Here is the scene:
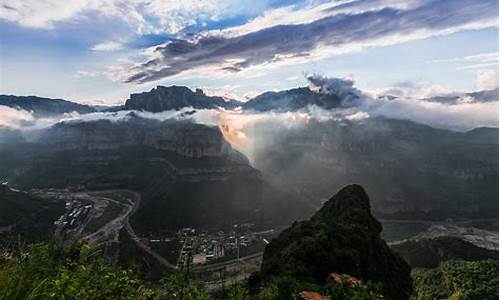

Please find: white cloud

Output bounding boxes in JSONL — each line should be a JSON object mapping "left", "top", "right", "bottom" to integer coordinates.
{"left": 0, "top": 0, "right": 259, "bottom": 35}
{"left": 0, "top": 0, "right": 149, "bottom": 32}
{"left": 200, "top": 85, "right": 243, "bottom": 101}
{"left": 464, "top": 52, "right": 498, "bottom": 63}
{"left": 370, "top": 97, "right": 499, "bottom": 131}
{"left": 91, "top": 41, "right": 123, "bottom": 51}
{"left": 0, "top": 105, "right": 35, "bottom": 129}
{"left": 429, "top": 52, "right": 498, "bottom": 64}
{"left": 0, "top": 1, "right": 94, "bottom": 29}
{"left": 74, "top": 70, "right": 100, "bottom": 77}
{"left": 141, "top": 0, "right": 223, "bottom": 34}
{"left": 456, "top": 62, "right": 499, "bottom": 70}
{"left": 367, "top": 82, "right": 454, "bottom": 99}
{"left": 476, "top": 69, "right": 499, "bottom": 90}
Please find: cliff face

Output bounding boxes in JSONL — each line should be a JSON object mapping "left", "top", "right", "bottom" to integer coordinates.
{"left": 43, "top": 119, "right": 246, "bottom": 161}
{"left": 252, "top": 118, "right": 499, "bottom": 220}
{"left": 3, "top": 118, "right": 256, "bottom": 189}
{"left": 125, "top": 86, "right": 242, "bottom": 112}
{"left": 259, "top": 184, "right": 412, "bottom": 300}
{"left": 0, "top": 118, "right": 312, "bottom": 230}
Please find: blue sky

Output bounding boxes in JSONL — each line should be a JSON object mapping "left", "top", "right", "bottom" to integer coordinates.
{"left": 0, "top": 0, "right": 498, "bottom": 104}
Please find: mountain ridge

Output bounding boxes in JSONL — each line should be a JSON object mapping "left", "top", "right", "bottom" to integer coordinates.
{"left": 0, "top": 95, "right": 95, "bottom": 117}
{"left": 258, "top": 184, "right": 413, "bottom": 300}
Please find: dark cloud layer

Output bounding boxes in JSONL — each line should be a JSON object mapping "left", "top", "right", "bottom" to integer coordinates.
{"left": 125, "top": 0, "right": 498, "bottom": 83}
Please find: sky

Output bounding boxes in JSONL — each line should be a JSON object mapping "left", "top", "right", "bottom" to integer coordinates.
{"left": 0, "top": 0, "right": 498, "bottom": 104}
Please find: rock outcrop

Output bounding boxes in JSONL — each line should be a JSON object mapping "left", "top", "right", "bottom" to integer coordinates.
{"left": 298, "top": 291, "right": 330, "bottom": 300}
{"left": 125, "top": 85, "right": 242, "bottom": 112}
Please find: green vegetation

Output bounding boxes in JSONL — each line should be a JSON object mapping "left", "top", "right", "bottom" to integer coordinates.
{"left": 0, "top": 238, "right": 385, "bottom": 300}
{"left": 258, "top": 185, "right": 412, "bottom": 300}
{"left": 248, "top": 276, "right": 382, "bottom": 300}
{"left": 0, "top": 183, "right": 497, "bottom": 300}
{"left": 412, "top": 260, "right": 498, "bottom": 300}
{"left": 0, "top": 186, "right": 64, "bottom": 242}
{"left": 1, "top": 119, "right": 312, "bottom": 233}
{"left": 381, "top": 222, "right": 430, "bottom": 242}
{"left": 392, "top": 236, "right": 498, "bottom": 268}
{"left": 253, "top": 118, "right": 499, "bottom": 221}
{"left": 0, "top": 239, "right": 158, "bottom": 300}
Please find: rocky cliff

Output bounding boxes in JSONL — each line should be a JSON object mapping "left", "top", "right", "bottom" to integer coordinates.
{"left": 0, "top": 118, "right": 312, "bottom": 230}
{"left": 252, "top": 118, "right": 499, "bottom": 220}
{"left": 125, "top": 85, "right": 242, "bottom": 112}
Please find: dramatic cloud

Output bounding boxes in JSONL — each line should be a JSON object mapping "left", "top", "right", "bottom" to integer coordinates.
{"left": 124, "top": 0, "right": 498, "bottom": 83}
{"left": 306, "top": 74, "right": 363, "bottom": 106}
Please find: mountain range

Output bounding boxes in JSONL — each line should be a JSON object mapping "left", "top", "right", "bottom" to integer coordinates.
{"left": 0, "top": 84, "right": 498, "bottom": 222}
{"left": 2, "top": 85, "right": 498, "bottom": 115}
{"left": 0, "top": 83, "right": 497, "bottom": 299}
{"left": 421, "top": 88, "right": 499, "bottom": 104}
{"left": 251, "top": 118, "right": 499, "bottom": 220}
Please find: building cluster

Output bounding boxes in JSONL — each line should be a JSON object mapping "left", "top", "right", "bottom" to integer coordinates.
{"left": 173, "top": 225, "right": 271, "bottom": 268}
{"left": 54, "top": 199, "right": 92, "bottom": 230}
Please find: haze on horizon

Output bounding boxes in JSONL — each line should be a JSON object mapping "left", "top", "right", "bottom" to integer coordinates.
{"left": 0, "top": 0, "right": 498, "bottom": 104}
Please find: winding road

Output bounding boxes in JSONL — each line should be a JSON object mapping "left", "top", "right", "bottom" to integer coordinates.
{"left": 121, "top": 191, "right": 178, "bottom": 270}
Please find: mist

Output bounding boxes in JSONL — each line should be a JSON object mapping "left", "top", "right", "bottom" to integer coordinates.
{"left": 0, "top": 76, "right": 498, "bottom": 164}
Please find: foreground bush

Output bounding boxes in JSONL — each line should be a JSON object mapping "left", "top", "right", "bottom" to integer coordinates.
{"left": 0, "top": 239, "right": 157, "bottom": 300}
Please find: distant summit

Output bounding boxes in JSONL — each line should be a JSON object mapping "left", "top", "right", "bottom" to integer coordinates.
{"left": 3, "top": 85, "right": 497, "bottom": 116}
{"left": 124, "top": 85, "right": 242, "bottom": 112}
{"left": 258, "top": 184, "right": 413, "bottom": 300}
{"left": 391, "top": 236, "right": 499, "bottom": 268}
{"left": 421, "top": 88, "right": 499, "bottom": 104}
{"left": 0, "top": 95, "right": 95, "bottom": 117}
{"left": 243, "top": 75, "right": 362, "bottom": 112}
{"left": 243, "top": 87, "right": 361, "bottom": 112}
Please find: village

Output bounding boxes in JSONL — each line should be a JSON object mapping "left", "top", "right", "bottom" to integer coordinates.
{"left": 144, "top": 224, "right": 276, "bottom": 270}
